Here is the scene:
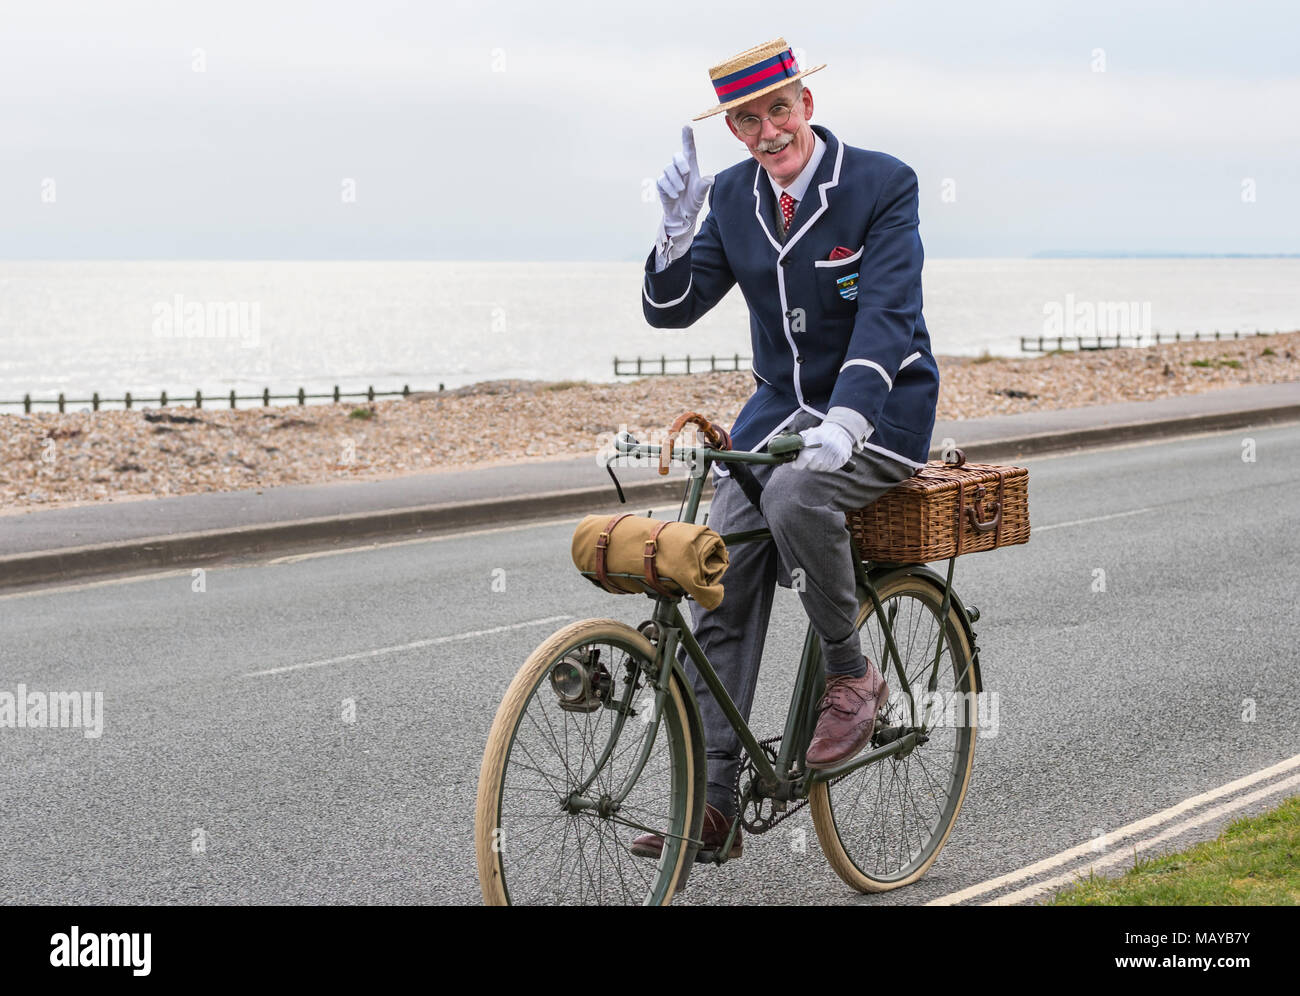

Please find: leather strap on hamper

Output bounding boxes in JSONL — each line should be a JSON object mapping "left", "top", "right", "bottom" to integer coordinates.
{"left": 594, "top": 513, "right": 681, "bottom": 597}
{"left": 640, "top": 520, "right": 680, "bottom": 598}
{"left": 595, "top": 512, "right": 635, "bottom": 593}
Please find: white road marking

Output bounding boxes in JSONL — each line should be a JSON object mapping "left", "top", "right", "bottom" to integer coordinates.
{"left": 985, "top": 770, "right": 1300, "bottom": 905}
{"left": 243, "top": 614, "right": 573, "bottom": 678}
{"left": 1035, "top": 507, "right": 1155, "bottom": 531}
{"left": 0, "top": 569, "right": 194, "bottom": 601}
{"left": 926, "top": 751, "right": 1300, "bottom": 905}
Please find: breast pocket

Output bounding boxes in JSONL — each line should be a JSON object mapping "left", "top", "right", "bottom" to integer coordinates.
{"left": 813, "top": 247, "right": 864, "bottom": 316}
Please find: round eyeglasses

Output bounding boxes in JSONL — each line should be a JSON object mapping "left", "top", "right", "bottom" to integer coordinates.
{"left": 731, "top": 101, "right": 798, "bottom": 137}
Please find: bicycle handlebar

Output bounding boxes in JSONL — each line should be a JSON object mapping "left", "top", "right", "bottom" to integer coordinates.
{"left": 613, "top": 428, "right": 855, "bottom": 472}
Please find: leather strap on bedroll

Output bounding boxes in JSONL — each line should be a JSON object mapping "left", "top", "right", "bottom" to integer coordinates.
{"left": 574, "top": 513, "right": 729, "bottom": 609}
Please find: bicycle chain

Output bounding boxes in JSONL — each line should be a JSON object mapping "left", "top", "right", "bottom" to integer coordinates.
{"left": 733, "top": 735, "right": 819, "bottom": 833}
{"left": 733, "top": 734, "right": 879, "bottom": 835}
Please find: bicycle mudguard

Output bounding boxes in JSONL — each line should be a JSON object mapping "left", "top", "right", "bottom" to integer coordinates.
{"left": 655, "top": 638, "right": 709, "bottom": 894}
{"left": 863, "top": 563, "right": 984, "bottom": 695}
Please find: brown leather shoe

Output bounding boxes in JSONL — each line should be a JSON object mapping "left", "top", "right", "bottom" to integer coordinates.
{"left": 629, "top": 803, "right": 742, "bottom": 862}
{"left": 804, "top": 658, "right": 889, "bottom": 770}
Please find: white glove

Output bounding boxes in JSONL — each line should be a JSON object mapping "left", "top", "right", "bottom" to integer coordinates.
{"left": 794, "top": 422, "right": 855, "bottom": 472}
{"left": 657, "top": 125, "right": 714, "bottom": 238}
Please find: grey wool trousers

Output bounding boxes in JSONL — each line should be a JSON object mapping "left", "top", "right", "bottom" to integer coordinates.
{"left": 673, "top": 408, "right": 917, "bottom": 818}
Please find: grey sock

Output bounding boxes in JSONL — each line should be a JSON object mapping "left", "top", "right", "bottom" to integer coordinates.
{"left": 825, "top": 654, "right": 867, "bottom": 679}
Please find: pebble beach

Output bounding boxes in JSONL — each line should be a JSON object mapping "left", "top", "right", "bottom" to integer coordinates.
{"left": 3, "top": 332, "right": 1297, "bottom": 511}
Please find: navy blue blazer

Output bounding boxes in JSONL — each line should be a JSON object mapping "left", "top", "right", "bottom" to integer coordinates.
{"left": 642, "top": 123, "right": 939, "bottom": 472}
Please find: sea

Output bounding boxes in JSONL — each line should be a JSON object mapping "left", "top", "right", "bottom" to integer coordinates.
{"left": 0, "top": 258, "right": 1296, "bottom": 408}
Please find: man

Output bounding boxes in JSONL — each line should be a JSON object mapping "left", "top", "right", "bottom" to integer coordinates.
{"left": 632, "top": 38, "right": 940, "bottom": 863}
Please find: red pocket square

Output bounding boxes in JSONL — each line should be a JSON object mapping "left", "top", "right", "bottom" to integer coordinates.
{"left": 828, "top": 246, "right": 855, "bottom": 260}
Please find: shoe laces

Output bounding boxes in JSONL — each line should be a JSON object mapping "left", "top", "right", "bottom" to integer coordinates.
{"left": 818, "top": 675, "right": 869, "bottom": 716}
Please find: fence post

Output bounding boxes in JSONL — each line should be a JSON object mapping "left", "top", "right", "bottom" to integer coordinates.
{"left": 230, "top": 389, "right": 237, "bottom": 409}
{"left": 160, "top": 390, "right": 167, "bottom": 407}
{"left": 636, "top": 357, "right": 642, "bottom": 375}
{"left": 92, "top": 392, "right": 100, "bottom": 412}
{"left": 195, "top": 389, "right": 203, "bottom": 410}
{"left": 298, "top": 387, "right": 306, "bottom": 405}
{"left": 733, "top": 353, "right": 739, "bottom": 370}
{"left": 333, "top": 385, "right": 340, "bottom": 403}
{"left": 685, "top": 355, "right": 691, "bottom": 374}
{"left": 403, "top": 384, "right": 410, "bottom": 398}
{"left": 661, "top": 354, "right": 666, "bottom": 375}
{"left": 58, "top": 392, "right": 66, "bottom": 413}
{"left": 23, "top": 394, "right": 31, "bottom": 414}
{"left": 710, "top": 354, "right": 716, "bottom": 371}
{"left": 263, "top": 387, "right": 270, "bottom": 406}
{"left": 367, "top": 385, "right": 374, "bottom": 402}
{"left": 125, "top": 391, "right": 132, "bottom": 410}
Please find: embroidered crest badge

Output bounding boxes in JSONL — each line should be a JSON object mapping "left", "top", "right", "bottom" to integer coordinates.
{"left": 835, "top": 272, "right": 859, "bottom": 301}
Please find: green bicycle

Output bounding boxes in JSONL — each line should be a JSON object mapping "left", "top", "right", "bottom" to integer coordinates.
{"left": 475, "top": 415, "right": 984, "bottom": 905}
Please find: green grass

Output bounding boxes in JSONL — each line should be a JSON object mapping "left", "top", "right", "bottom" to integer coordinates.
{"left": 1189, "top": 355, "right": 1244, "bottom": 370}
{"left": 1262, "top": 347, "right": 1277, "bottom": 356}
{"left": 348, "top": 407, "right": 375, "bottom": 420}
{"left": 543, "top": 380, "right": 586, "bottom": 391}
{"left": 1043, "top": 795, "right": 1300, "bottom": 905}
{"left": 972, "top": 349, "right": 998, "bottom": 364}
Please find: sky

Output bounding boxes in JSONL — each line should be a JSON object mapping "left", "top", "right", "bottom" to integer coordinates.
{"left": 1, "top": 0, "right": 1297, "bottom": 259}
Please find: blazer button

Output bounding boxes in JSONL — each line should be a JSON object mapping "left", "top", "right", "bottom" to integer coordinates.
{"left": 779, "top": 257, "right": 789, "bottom": 267}
{"left": 795, "top": 354, "right": 804, "bottom": 363}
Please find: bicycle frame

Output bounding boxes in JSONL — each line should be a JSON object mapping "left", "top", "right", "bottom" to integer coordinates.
{"left": 598, "top": 431, "right": 982, "bottom": 856}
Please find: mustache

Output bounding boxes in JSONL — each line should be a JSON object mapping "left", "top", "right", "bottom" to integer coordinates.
{"left": 755, "top": 135, "right": 794, "bottom": 153}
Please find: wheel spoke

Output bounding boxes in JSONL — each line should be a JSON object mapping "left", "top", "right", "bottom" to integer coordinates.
{"left": 814, "top": 580, "right": 976, "bottom": 889}
{"left": 484, "top": 629, "right": 690, "bottom": 905}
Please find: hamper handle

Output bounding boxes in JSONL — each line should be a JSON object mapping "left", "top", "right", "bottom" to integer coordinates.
{"left": 966, "top": 502, "right": 1002, "bottom": 532}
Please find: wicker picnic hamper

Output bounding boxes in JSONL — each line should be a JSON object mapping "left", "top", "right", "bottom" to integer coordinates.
{"left": 846, "top": 449, "right": 1030, "bottom": 562}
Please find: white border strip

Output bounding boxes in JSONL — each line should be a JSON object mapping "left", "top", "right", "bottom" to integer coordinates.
{"left": 839, "top": 358, "right": 893, "bottom": 390}
{"left": 985, "top": 770, "right": 1300, "bottom": 905}
{"left": 814, "top": 245, "right": 864, "bottom": 267}
{"left": 926, "top": 752, "right": 1300, "bottom": 905}
{"left": 642, "top": 273, "right": 693, "bottom": 309}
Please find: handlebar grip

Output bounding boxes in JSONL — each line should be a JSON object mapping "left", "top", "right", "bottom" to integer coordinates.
{"left": 766, "top": 432, "right": 804, "bottom": 456}
{"left": 769, "top": 430, "right": 855, "bottom": 471}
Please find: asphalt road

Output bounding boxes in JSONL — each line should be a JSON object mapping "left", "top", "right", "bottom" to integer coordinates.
{"left": 2, "top": 422, "right": 1298, "bottom": 905}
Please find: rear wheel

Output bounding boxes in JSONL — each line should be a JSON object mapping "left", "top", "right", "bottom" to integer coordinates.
{"left": 810, "top": 574, "right": 977, "bottom": 892}
{"left": 476, "top": 618, "right": 698, "bottom": 905}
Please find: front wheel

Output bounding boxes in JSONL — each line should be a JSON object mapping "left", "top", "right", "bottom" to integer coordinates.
{"left": 810, "top": 574, "right": 977, "bottom": 892}
{"left": 475, "top": 618, "right": 699, "bottom": 905}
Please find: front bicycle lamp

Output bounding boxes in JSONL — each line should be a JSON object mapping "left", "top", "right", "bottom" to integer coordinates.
{"left": 549, "top": 651, "right": 612, "bottom": 713}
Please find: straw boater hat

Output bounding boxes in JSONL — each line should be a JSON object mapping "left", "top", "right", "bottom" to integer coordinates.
{"left": 693, "top": 37, "right": 826, "bottom": 121}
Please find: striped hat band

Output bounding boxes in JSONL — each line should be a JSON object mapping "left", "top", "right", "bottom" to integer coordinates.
{"left": 693, "top": 38, "right": 827, "bottom": 120}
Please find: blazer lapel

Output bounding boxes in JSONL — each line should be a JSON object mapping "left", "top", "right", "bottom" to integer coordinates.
{"left": 750, "top": 163, "right": 783, "bottom": 251}
{"left": 780, "top": 125, "right": 842, "bottom": 257}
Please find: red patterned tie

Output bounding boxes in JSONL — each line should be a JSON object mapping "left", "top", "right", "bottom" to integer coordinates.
{"left": 779, "top": 192, "right": 795, "bottom": 233}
